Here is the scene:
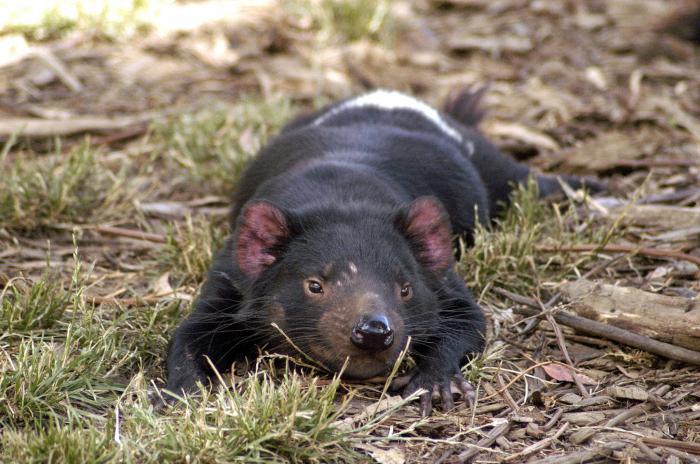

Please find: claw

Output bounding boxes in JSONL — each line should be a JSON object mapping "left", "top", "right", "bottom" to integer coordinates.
{"left": 440, "top": 383, "right": 455, "bottom": 411}
{"left": 390, "top": 373, "right": 413, "bottom": 391}
{"left": 453, "top": 374, "right": 476, "bottom": 408}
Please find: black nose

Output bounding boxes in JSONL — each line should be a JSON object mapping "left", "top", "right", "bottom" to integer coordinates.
{"left": 351, "top": 314, "right": 394, "bottom": 351}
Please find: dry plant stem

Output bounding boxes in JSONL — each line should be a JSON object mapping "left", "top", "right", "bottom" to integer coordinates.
{"left": 456, "top": 421, "right": 511, "bottom": 463}
{"left": 496, "top": 374, "right": 520, "bottom": 412}
{"left": 636, "top": 440, "right": 663, "bottom": 463}
{"left": 662, "top": 448, "right": 700, "bottom": 463}
{"left": 538, "top": 296, "right": 590, "bottom": 399}
{"left": 528, "top": 442, "right": 626, "bottom": 464}
{"left": 613, "top": 159, "right": 700, "bottom": 168}
{"left": 571, "top": 404, "right": 649, "bottom": 445}
{"left": 545, "top": 312, "right": 589, "bottom": 398}
{"left": 0, "top": 112, "right": 164, "bottom": 138}
{"left": 504, "top": 421, "right": 570, "bottom": 462}
{"left": 538, "top": 244, "right": 700, "bottom": 267}
{"left": 494, "top": 287, "right": 700, "bottom": 366}
{"left": 94, "top": 225, "right": 167, "bottom": 243}
{"left": 642, "top": 437, "right": 700, "bottom": 455}
{"left": 542, "top": 408, "right": 564, "bottom": 432}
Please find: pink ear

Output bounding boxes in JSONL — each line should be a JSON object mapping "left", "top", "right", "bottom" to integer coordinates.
{"left": 402, "top": 197, "right": 453, "bottom": 273}
{"left": 236, "top": 201, "right": 289, "bottom": 278}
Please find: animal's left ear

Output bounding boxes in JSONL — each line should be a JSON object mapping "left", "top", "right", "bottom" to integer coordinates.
{"left": 396, "top": 197, "right": 454, "bottom": 273}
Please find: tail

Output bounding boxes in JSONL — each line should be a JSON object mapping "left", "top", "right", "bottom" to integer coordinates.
{"left": 658, "top": 2, "right": 700, "bottom": 44}
{"left": 442, "top": 85, "right": 489, "bottom": 127}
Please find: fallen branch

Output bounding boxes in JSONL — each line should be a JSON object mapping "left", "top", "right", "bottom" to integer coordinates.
{"left": 537, "top": 243, "right": 700, "bottom": 267}
{"left": 494, "top": 287, "right": 700, "bottom": 366}
{"left": 642, "top": 437, "right": 700, "bottom": 455}
{"left": 561, "top": 280, "right": 700, "bottom": 351}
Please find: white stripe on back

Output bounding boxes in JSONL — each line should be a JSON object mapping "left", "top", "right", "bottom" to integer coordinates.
{"left": 313, "top": 90, "right": 463, "bottom": 142}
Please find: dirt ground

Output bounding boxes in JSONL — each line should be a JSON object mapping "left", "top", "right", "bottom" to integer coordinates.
{"left": 1, "top": 0, "right": 699, "bottom": 462}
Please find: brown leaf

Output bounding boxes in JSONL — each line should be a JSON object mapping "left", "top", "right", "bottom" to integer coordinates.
{"left": 543, "top": 364, "right": 597, "bottom": 385}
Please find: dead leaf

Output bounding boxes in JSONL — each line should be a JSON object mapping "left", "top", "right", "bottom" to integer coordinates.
{"left": 543, "top": 364, "right": 597, "bottom": 385}
{"left": 356, "top": 444, "right": 406, "bottom": 464}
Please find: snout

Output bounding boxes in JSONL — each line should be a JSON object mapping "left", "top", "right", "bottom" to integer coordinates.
{"left": 351, "top": 313, "right": 394, "bottom": 351}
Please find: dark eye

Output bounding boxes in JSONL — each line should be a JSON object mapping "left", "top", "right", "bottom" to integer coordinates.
{"left": 307, "top": 280, "right": 324, "bottom": 295}
{"left": 400, "top": 283, "right": 412, "bottom": 299}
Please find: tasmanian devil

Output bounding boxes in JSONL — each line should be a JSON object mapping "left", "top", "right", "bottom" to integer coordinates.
{"left": 165, "top": 88, "right": 594, "bottom": 416}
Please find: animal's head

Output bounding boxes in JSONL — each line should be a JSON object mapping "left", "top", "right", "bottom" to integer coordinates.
{"left": 233, "top": 197, "right": 454, "bottom": 378}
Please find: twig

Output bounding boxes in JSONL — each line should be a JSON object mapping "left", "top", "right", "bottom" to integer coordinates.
{"left": 35, "top": 49, "right": 83, "bottom": 92}
{"left": 504, "top": 422, "right": 570, "bottom": 462}
{"left": 0, "top": 111, "right": 165, "bottom": 138}
{"left": 94, "top": 225, "right": 167, "bottom": 244}
{"left": 456, "top": 420, "right": 511, "bottom": 463}
{"left": 571, "top": 403, "right": 649, "bottom": 444}
{"left": 528, "top": 442, "right": 626, "bottom": 464}
{"left": 537, "top": 243, "right": 700, "bottom": 267}
{"left": 542, "top": 408, "right": 564, "bottom": 432}
{"left": 642, "top": 437, "right": 700, "bottom": 455}
{"left": 538, "top": 296, "right": 590, "bottom": 398}
{"left": 613, "top": 159, "right": 700, "bottom": 168}
{"left": 494, "top": 287, "right": 700, "bottom": 366}
{"left": 496, "top": 374, "right": 520, "bottom": 412}
{"left": 636, "top": 440, "right": 662, "bottom": 463}
{"left": 662, "top": 447, "right": 700, "bottom": 463}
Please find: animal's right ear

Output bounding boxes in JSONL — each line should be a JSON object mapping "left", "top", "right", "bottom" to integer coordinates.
{"left": 395, "top": 196, "right": 454, "bottom": 274}
{"left": 235, "top": 201, "right": 290, "bottom": 279}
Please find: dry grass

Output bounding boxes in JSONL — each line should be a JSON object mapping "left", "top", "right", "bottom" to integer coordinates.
{"left": 1, "top": 0, "right": 699, "bottom": 462}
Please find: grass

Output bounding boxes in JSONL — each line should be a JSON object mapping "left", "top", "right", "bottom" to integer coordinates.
{"left": 0, "top": 104, "right": 622, "bottom": 462}
{"left": 0, "top": 242, "right": 400, "bottom": 462}
{"left": 158, "top": 214, "right": 227, "bottom": 285}
{"left": 0, "top": 0, "right": 166, "bottom": 41}
{"left": 285, "top": 0, "right": 397, "bottom": 45}
{"left": 0, "top": 94, "right": 631, "bottom": 462}
{"left": 459, "top": 179, "right": 623, "bottom": 299}
{"left": 152, "top": 97, "right": 296, "bottom": 196}
{"left": 0, "top": 141, "right": 135, "bottom": 232}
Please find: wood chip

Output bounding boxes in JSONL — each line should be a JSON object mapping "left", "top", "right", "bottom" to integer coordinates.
{"left": 561, "top": 280, "right": 700, "bottom": 351}
{"left": 603, "top": 386, "right": 649, "bottom": 402}
{"left": 561, "top": 411, "right": 606, "bottom": 426}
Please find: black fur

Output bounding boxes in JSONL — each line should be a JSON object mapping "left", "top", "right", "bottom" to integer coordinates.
{"left": 165, "top": 89, "right": 594, "bottom": 410}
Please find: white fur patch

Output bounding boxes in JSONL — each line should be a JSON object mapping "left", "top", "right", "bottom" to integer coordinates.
{"left": 313, "top": 90, "right": 463, "bottom": 142}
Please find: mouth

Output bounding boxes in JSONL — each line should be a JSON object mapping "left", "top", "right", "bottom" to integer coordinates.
{"left": 307, "top": 333, "right": 409, "bottom": 379}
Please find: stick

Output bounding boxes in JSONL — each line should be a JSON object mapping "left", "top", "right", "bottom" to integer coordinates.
{"left": 504, "top": 422, "right": 570, "bottom": 462}
{"left": 571, "top": 403, "right": 649, "bottom": 444}
{"left": 36, "top": 49, "right": 83, "bottom": 93}
{"left": 528, "top": 442, "right": 626, "bottom": 464}
{"left": 0, "top": 112, "right": 164, "bottom": 138}
{"left": 642, "top": 437, "right": 700, "bottom": 455}
{"left": 94, "top": 225, "right": 167, "bottom": 243}
{"left": 541, "top": 301, "right": 590, "bottom": 398}
{"left": 537, "top": 243, "right": 700, "bottom": 267}
{"left": 494, "top": 287, "right": 700, "bottom": 366}
{"left": 456, "top": 421, "right": 511, "bottom": 463}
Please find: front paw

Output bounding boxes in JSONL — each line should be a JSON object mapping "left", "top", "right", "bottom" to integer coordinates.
{"left": 391, "top": 367, "right": 475, "bottom": 417}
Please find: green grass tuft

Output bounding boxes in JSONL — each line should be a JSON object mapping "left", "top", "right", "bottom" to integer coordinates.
{"left": 286, "top": 0, "right": 396, "bottom": 44}
{"left": 0, "top": 141, "right": 134, "bottom": 232}
{"left": 153, "top": 97, "right": 295, "bottom": 196}
{"left": 0, "top": 271, "right": 71, "bottom": 334}
{"left": 0, "top": 0, "right": 164, "bottom": 41}
{"left": 460, "top": 179, "right": 622, "bottom": 298}
{"left": 158, "top": 214, "right": 227, "bottom": 286}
